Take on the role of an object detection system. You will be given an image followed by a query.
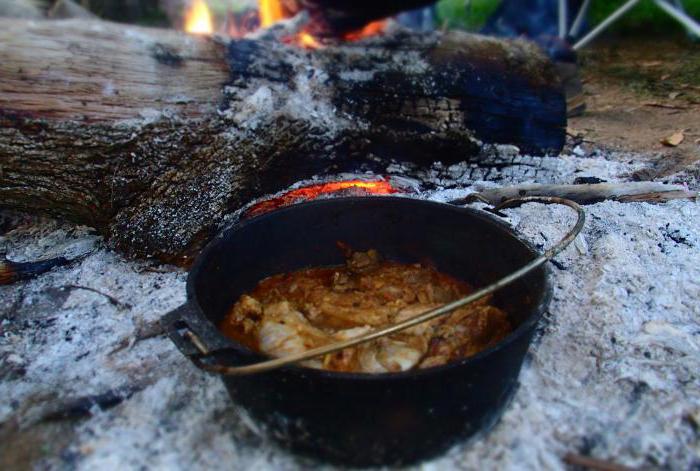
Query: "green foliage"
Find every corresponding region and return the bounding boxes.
[590,0,700,34]
[435,0,499,29]
[435,0,700,33]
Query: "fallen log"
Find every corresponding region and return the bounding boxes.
[0,19,565,264]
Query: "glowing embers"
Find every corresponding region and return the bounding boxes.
[343,19,388,42]
[244,179,400,219]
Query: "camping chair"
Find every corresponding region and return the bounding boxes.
[557,0,700,49]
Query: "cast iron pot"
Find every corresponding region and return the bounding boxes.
[162,196,553,466]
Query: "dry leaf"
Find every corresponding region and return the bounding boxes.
[643,101,688,110]
[566,127,587,137]
[661,131,685,147]
[660,74,671,81]
[669,91,682,100]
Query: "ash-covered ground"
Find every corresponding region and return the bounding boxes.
[1,147,698,470]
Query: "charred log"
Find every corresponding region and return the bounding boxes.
[0,19,565,264]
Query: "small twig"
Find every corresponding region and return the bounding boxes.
[451,182,697,207]
[0,249,96,286]
[550,259,568,271]
[563,452,636,471]
[642,102,690,110]
[1,256,71,285]
[108,319,165,355]
[137,265,180,274]
[39,383,147,422]
[60,285,132,310]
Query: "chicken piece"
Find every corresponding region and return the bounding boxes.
[219,295,264,347]
[419,305,511,368]
[346,249,381,273]
[332,326,373,341]
[322,326,373,371]
[357,337,426,373]
[394,303,441,338]
[237,294,262,315]
[317,297,394,328]
[258,302,329,357]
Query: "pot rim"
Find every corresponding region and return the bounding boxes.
[185,196,552,381]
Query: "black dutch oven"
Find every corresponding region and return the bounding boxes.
[162,196,583,466]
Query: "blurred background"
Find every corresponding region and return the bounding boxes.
[2,0,698,34]
[439,0,700,34]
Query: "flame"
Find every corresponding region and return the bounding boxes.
[259,0,288,27]
[184,0,213,34]
[182,0,388,45]
[258,0,321,48]
[245,179,399,218]
[256,0,386,48]
[343,19,388,41]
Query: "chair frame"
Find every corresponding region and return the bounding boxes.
[556,0,700,49]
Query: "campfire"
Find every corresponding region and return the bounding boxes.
[2,1,700,470]
[183,0,389,47]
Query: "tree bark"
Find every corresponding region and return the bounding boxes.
[0,19,565,264]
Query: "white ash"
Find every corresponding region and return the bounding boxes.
[0,149,699,470]
[338,69,376,82]
[221,40,351,137]
[389,149,649,191]
[220,33,436,138]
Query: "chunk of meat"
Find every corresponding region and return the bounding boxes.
[420,305,512,368]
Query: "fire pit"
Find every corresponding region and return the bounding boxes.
[2,2,698,470]
[1,148,698,469]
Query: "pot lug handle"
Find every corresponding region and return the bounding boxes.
[161,303,231,360]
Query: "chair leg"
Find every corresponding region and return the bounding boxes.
[569,0,592,38]
[559,0,569,38]
[573,0,641,50]
[653,0,700,37]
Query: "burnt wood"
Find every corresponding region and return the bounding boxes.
[0,19,565,264]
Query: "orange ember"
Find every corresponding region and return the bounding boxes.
[343,19,388,41]
[184,0,213,34]
[245,180,399,218]
[298,31,322,48]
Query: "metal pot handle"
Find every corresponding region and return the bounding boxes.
[162,303,233,359]
[183,196,585,376]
